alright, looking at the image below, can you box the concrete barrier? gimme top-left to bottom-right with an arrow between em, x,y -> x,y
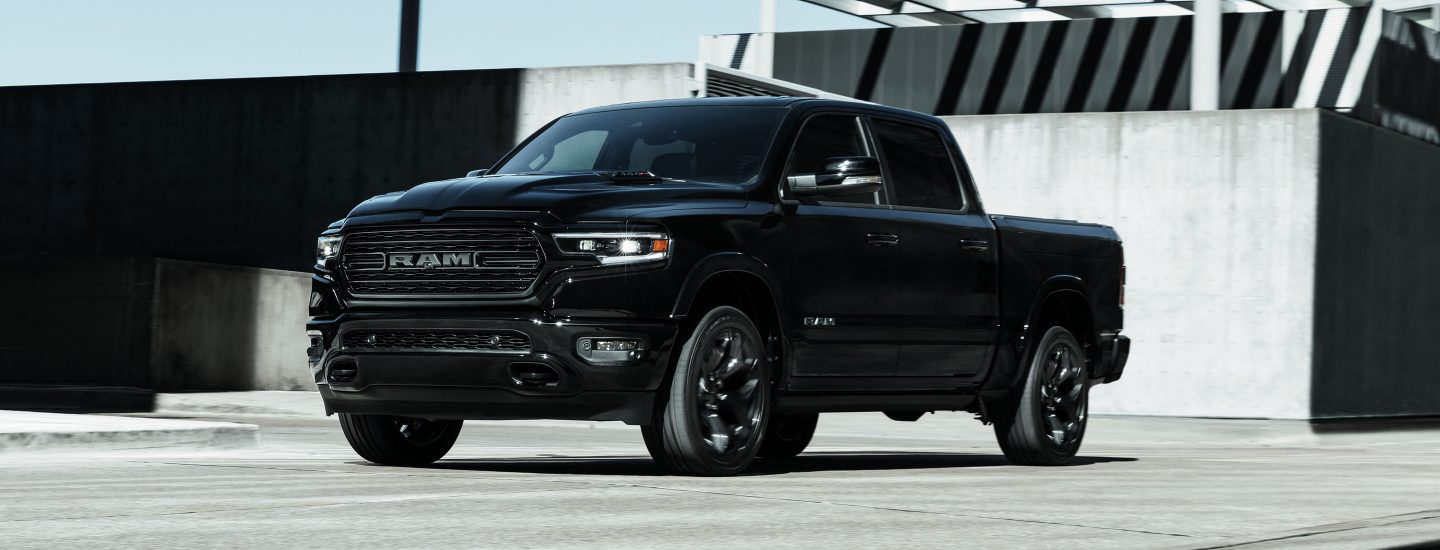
0,257 -> 312,402
946,108 -> 1440,419
149,259 -> 312,391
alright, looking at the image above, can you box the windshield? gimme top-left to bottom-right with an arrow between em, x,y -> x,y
495,106 -> 786,185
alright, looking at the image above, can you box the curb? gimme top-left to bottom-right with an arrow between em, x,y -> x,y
0,411 -> 260,454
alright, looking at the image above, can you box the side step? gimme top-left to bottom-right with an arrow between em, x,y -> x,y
775,393 -> 977,414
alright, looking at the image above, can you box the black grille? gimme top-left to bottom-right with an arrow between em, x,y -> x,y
342,330 -> 531,352
340,227 -> 542,297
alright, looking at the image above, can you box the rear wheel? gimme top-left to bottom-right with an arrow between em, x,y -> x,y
757,413 -> 818,459
339,413 -> 462,466
992,326 -> 1090,466
642,306 -> 770,476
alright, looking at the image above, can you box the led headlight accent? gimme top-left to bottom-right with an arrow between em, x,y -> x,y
554,232 -> 670,266
316,234 -> 343,265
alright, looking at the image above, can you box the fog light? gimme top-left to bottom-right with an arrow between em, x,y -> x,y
594,339 -> 636,351
576,337 -> 644,364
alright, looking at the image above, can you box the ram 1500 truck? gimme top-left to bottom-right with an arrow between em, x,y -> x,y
308,97 -> 1129,476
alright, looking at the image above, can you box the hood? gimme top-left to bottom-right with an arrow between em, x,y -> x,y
348,173 -> 750,221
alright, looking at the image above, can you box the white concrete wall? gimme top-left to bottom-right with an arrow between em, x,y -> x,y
945,110 -> 1321,419
515,63 -> 696,143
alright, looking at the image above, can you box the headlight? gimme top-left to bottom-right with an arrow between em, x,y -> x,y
316,234 -> 343,265
553,232 -> 670,266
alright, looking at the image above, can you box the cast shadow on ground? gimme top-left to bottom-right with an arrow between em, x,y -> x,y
417,451 -> 1137,476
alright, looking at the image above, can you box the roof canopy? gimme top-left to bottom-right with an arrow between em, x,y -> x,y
800,0 -> 1437,25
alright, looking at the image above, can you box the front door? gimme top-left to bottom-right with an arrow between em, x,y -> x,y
782,114 -> 903,377
868,117 -> 1000,378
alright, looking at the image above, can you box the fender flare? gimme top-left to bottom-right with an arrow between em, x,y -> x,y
668,252 -> 786,320
1018,275 -> 1099,354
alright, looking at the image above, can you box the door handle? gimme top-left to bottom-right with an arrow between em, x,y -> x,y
958,239 -> 990,252
866,233 -> 900,247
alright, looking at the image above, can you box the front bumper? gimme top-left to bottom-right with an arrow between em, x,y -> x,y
307,314 -> 679,424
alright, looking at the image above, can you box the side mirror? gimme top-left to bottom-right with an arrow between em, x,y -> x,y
466,169 -> 489,177
787,156 -> 883,197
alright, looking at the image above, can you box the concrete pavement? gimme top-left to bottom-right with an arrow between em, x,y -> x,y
0,391 -> 1435,549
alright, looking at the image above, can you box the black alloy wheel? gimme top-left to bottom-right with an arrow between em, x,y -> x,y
993,326 -> 1091,465
643,306 -> 770,476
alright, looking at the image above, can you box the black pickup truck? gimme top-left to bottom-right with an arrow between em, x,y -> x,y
308,97 -> 1129,476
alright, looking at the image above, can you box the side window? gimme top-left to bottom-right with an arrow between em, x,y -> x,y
870,119 -> 964,211
785,115 -> 880,206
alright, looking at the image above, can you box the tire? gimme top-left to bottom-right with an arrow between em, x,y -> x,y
757,413 -> 818,459
642,306 -> 771,476
992,326 -> 1090,466
339,413 -> 463,466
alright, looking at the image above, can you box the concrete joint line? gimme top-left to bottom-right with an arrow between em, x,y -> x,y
1167,509 -> 1440,549
626,483 -> 1195,539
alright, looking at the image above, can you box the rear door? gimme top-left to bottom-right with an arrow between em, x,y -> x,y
781,114 -> 903,377
868,117 -> 1000,377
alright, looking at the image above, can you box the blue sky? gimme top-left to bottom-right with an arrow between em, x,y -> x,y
0,0 -> 879,86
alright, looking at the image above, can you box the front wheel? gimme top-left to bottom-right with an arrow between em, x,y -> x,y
642,306 -> 770,476
339,413 -> 462,466
992,326 -> 1090,466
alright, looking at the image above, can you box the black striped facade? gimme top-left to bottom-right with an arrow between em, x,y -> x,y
714,9 -> 1440,118
1353,13 -> 1440,145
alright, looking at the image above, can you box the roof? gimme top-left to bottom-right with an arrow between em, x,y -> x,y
567,96 -> 946,125
570,96 -> 815,115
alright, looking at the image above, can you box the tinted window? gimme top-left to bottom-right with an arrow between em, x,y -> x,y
786,115 -> 879,205
871,119 -> 964,211
497,106 -> 785,185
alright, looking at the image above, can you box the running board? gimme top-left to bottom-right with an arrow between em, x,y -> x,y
774,393 -> 977,414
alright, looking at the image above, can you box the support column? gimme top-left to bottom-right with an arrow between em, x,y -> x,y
755,0 -> 777,77
1191,0 -> 1221,110
398,0 -> 420,73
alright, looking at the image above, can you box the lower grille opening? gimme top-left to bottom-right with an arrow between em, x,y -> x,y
509,362 -> 561,388
328,359 -> 359,384
342,330 -> 531,353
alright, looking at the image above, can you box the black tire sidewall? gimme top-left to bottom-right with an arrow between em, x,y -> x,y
654,306 -> 771,475
1022,327 -> 1089,460
339,413 -> 463,466
993,326 -> 1090,465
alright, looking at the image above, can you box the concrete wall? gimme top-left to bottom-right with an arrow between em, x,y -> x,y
0,69 -> 522,272
0,258 -> 311,395
946,109 -> 1322,419
0,258 -> 157,388
1312,112 -> 1440,417
514,63 -> 695,143
0,64 -> 699,273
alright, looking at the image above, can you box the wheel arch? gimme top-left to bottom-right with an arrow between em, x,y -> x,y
670,253 -> 787,382
1021,276 -> 1100,374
